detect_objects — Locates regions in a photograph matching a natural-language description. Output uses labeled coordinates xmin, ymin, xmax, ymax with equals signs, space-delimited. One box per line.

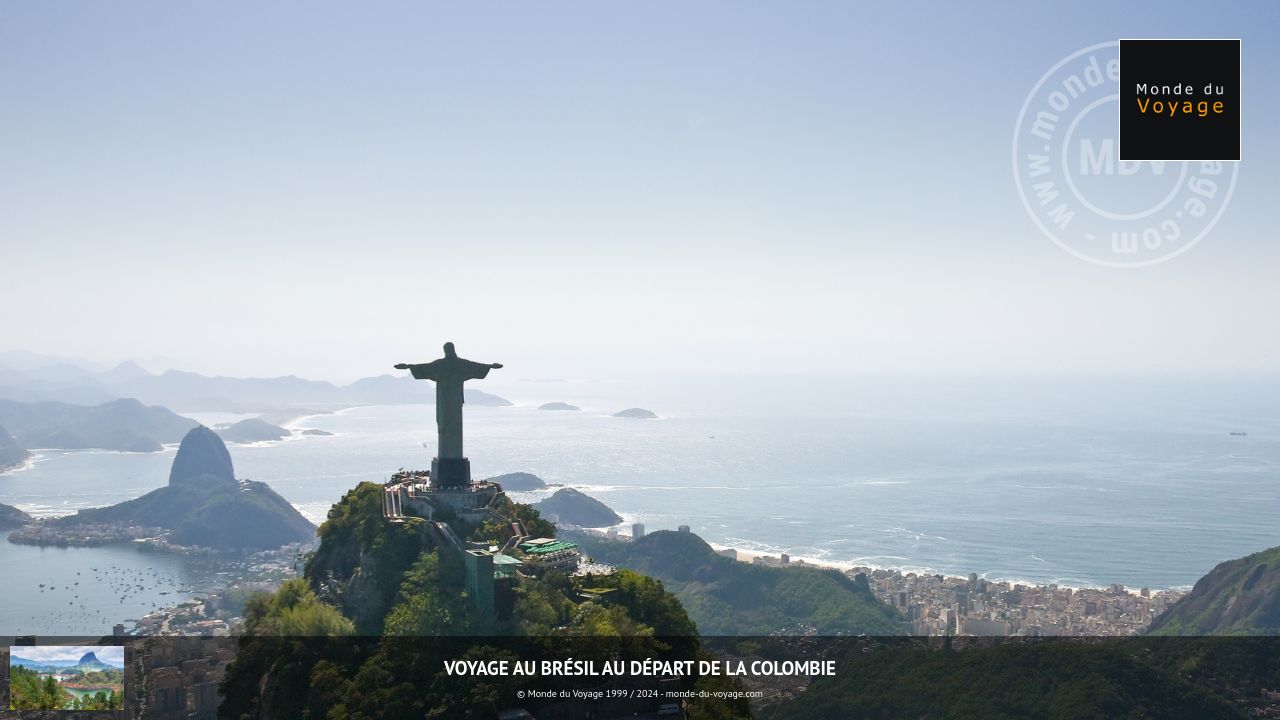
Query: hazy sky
xmin=2 ymin=2 xmax=1277 ymax=382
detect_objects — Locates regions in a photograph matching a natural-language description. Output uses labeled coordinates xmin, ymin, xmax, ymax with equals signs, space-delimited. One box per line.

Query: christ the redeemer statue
xmin=395 ymin=342 xmax=502 ymax=488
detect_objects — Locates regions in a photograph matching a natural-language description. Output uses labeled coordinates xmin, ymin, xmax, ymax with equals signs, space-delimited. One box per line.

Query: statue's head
xmin=443 ymin=342 xmax=457 ymax=357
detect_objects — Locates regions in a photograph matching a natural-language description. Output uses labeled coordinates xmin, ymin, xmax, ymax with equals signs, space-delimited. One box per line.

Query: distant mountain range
xmin=0 ymin=398 xmax=196 ymax=452
xmin=10 ymin=650 xmax=124 ymax=671
xmin=0 ymin=353 xmax=512 ymax=453
xmin=0 ymin=355 xmax=511 ymax=413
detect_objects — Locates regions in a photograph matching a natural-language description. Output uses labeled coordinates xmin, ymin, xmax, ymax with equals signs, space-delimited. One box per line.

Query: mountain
xmin=108 ymin=369 xmax=343 ymax=411
xmin=168 ymin=426 xmax=237 ymax=488
xmin=218 ymin=481 xmax=728 ymax=720
xmin=96 ymin=359 xmax=153 ymax=384
xmin=217 ymin=418 xmax=291 ymax=443
xmin=539 ymin=402 xmax=580 ymax=411
xmin=487 ymin=472 xmax=547 ymax=490
xmin=23 ymin=426 xmax=314 ymax=552
xmin=0 ymin=423 xmax=29 ymax=470
xmin=102 ymin=369 xmax=512 ymax=412
xmin=535 ymin=488 xmax=621 ymax=527
xmin=0 ymin=502 xmax=31 ymax=529
xmin=571 ymin=529 xmax=905 ymax=635
xmin=0 ymin=355 xmax=514 ymax=413
xmin=0 ymin=398 xmax=196 ymax=452
xmin=0 ymin=362 xmax=119 ymax=405
xmin=613 ymin=407 xmax=657 ymax=419
xmin=1148 ymin=545 xmax=1280 ymax=635
xmin=337 ymin=374 xmax=432 ymax=405
xmin=0 ymin=355 xmax=116 ymax=403
xmin=77 ymin=651 xmax=117 ymax=670
xmin=463 ymin=388 xmax=514 ymax=407
xmin=336 ymin=375 xmax=510 ymax=406
xmin=8 ymin=656 xmax=65 ymax=671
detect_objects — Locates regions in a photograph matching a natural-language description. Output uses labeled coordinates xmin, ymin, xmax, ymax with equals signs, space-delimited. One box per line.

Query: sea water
xmin=0 ymin=529 xmax=231 ymax=636
xmin=1 ymin=373 xmax=1277 ymax=634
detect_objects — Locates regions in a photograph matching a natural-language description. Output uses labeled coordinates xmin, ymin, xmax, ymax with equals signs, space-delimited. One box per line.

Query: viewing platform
xmin=382 ymin=469 xmax=506 ymax=525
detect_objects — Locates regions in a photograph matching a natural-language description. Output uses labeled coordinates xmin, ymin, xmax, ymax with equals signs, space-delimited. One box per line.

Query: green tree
xmin=384 ymin=550 xmax=477 ymax=636
xmin=244 ymin=578 xmax=355 ymax=636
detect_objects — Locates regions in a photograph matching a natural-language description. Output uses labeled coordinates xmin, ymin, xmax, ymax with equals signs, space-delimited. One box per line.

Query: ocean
xmin=1 ymin=373 xmax=1277 ymax=634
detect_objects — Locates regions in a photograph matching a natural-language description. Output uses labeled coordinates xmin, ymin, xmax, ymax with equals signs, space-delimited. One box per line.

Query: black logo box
xmin=1119 ymin=39 xmax=1241 ymax=161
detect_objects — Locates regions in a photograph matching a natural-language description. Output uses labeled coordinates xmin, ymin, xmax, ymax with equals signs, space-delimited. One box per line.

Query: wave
xmin=0 ymin=452 xmax=44 ymax=476
xmin=700 ymin=540 xmax=1189 ymax=592
xmin=552 ymin=483 xmax=749 ymax=494
xmin=13 ymin=501 xmax=99 ymax=518
xmin=291 ymin=502 xmax=335 ymax=525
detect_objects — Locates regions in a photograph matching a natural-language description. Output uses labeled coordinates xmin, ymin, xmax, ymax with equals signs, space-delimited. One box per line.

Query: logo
xmin=1119 ymin=39 xmax=1240 ymax=161
xmin=1013 ymin=42 xmax=1238 ymax=267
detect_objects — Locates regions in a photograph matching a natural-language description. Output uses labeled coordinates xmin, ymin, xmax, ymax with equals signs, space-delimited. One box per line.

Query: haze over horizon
xmin=3 ymin=2 xmax=1279 ymax=382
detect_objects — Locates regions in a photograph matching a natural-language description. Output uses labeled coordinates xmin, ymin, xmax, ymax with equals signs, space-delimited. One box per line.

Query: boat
xmin=1229 ymin=431 xmax=1247 ymax=436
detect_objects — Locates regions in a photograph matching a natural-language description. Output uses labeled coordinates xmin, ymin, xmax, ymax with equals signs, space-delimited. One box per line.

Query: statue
xmin=395 ymin=342 xmax=502 ymax=488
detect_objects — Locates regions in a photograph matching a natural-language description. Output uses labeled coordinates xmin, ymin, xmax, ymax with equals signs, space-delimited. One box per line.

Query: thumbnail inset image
xmin=8 ymin=646 xmax=124 ymax=711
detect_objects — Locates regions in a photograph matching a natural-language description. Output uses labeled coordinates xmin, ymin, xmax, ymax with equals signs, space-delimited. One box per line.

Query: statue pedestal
xmin=431 ymin=457 xmax=471 ymax=489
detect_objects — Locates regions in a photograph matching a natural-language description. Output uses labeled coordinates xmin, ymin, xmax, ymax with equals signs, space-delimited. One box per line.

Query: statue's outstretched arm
xmin=394 ymin=363 xmax=411 ymax=370
xmin=490 ymin=363 xmax=503 ymax=369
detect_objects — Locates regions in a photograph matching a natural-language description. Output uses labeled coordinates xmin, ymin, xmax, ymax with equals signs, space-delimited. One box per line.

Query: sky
xmin=1 ymin=1 xmax=1278 ymax=382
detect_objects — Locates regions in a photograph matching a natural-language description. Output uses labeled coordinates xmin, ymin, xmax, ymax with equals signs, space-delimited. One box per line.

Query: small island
xmin=534 ymin=488 xmax=622 ymax=528
xmin=613 ymin=407 xmax=658 ymax=419
xmin=538 ymin=402 xmax=581 ymax=411
xmin=216 ymin=418 xmax=291 ymax=443
xmin=487 ymin=471 xmax=547 ymax=491
xmin=301 ymin=428 xmax=334 ymax=436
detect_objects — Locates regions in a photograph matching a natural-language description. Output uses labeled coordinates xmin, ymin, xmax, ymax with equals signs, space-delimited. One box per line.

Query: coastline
xmin=0 ymin=452 xmax=39 ymax=476
xmin=597 ymin=516 xmax=1193 ymax=596
xmin=4 ymin=445 xmax=1197 ymax=595
xmin=702 ymin=539 xmax=1189 ymax=597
